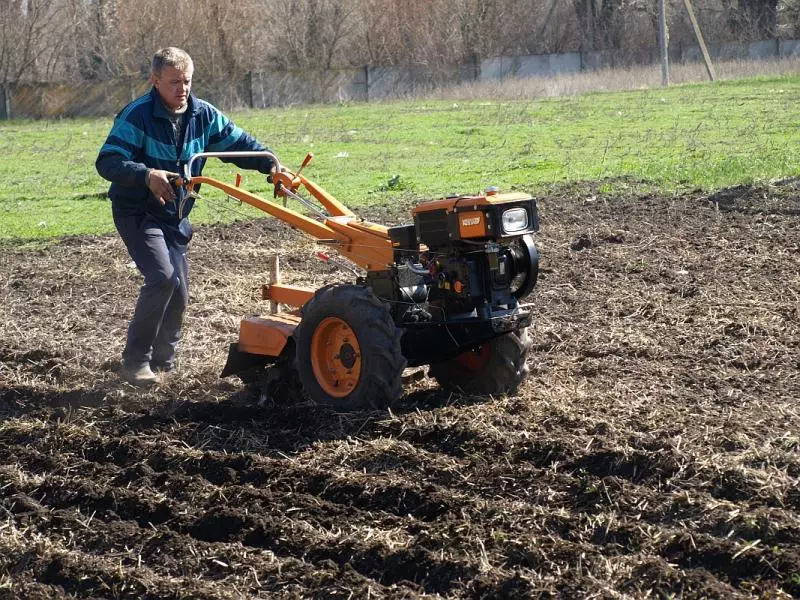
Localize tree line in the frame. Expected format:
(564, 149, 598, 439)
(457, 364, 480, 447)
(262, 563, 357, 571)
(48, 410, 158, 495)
(1, 0, 796, 92)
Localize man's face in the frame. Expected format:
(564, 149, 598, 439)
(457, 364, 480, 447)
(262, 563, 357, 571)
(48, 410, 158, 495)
(152, 65, 193, 111)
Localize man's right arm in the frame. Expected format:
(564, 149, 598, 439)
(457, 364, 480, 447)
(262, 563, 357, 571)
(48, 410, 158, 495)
(96, 116, 178, 204)
(96, 153, 150, 187)
(95, 116, 150, 187)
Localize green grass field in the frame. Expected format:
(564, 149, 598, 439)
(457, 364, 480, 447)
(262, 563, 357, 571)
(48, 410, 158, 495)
(0, 74, 797, 243)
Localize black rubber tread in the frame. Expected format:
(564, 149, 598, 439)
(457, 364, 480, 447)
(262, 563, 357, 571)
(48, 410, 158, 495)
(510, 234, 539, 300)
(293, 284, 406, 410)
(429, 327, 531, 395)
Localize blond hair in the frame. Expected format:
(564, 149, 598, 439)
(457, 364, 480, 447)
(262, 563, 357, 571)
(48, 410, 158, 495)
(151, 47, 193, 75)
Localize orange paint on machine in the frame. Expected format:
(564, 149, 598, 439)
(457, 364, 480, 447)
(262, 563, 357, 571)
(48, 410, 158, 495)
(458, 210, 490, 238)
(186, 150, 539, 410)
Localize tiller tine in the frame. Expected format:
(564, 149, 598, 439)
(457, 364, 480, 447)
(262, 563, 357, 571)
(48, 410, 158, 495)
(220, 344, 268, 378)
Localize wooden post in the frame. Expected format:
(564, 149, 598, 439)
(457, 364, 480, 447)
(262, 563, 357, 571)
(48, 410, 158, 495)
(269, 254, 280, 314)
(2, 85, 10, 120)
(585, 0, 595, 51)
(469, 53, 479, 81)
(246, 71, 254, 108)
(658, 0, 670, 86)
(683, 0, 717, 81)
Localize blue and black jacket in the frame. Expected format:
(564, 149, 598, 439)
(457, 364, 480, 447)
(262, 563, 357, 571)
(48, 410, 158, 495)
(96, 87, 274, 247)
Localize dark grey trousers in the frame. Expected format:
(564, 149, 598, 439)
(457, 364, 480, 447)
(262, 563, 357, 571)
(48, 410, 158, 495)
(114, 214, 189, 369)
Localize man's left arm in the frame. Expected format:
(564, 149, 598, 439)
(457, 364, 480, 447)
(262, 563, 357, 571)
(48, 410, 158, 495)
(206, 110, 276, 174)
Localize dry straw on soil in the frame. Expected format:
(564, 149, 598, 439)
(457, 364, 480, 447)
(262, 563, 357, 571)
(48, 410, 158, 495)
(1, 180, 799, 598)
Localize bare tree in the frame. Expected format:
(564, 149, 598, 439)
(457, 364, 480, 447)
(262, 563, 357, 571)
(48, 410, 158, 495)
(75, 0, 117, 80)
(777, 0, 800, 36)
(0, 0, 795, 105)
(456, 0, 500, 59)
(77, 0, 195, 80)
(358, 0, 399, 65)
(573, 0, 598, 49)
(265, 0, 357, 69)
(0, 0, 70, 85)
(727, 0, 780, 38)
(355, 0, 485, 67)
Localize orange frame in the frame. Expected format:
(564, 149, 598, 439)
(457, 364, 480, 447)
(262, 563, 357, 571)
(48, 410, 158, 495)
(186, 171, 395, 272)
(182, 158, 399, 360)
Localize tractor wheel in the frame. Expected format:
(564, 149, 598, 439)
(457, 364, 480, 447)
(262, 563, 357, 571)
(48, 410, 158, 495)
(429, 328, 531, 395)
(293, 284, 406, 410)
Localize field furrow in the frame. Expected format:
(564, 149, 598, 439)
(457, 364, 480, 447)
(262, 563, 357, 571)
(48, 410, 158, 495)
(2, 181, 799, 597)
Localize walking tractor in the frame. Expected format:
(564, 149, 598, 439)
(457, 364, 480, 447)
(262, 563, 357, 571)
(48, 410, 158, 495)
(180, 151, 540, 409)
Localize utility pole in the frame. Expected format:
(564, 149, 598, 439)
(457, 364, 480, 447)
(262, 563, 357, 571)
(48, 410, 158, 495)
(683, 0, 717, 81)
(658, 0, 669, 86)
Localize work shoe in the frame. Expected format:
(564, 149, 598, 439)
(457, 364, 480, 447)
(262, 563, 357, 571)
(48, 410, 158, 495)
(150, 360, 175, 374)
(119, 362, 158, 387)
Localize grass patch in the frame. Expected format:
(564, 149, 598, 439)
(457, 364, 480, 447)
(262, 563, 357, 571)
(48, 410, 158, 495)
(1, 74, 798, 243)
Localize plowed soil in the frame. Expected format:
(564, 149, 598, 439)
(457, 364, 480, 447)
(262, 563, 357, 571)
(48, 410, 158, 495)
(1, 180, 799, 598)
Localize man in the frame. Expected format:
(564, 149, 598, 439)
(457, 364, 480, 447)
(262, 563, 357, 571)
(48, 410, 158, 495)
(97, 47, 276, 386)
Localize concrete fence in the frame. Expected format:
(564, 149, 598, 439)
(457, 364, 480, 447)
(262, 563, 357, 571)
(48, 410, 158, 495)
(2, 38, 798, 120)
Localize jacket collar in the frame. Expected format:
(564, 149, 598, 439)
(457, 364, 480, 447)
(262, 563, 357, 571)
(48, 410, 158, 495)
(150, 86, 199, 119)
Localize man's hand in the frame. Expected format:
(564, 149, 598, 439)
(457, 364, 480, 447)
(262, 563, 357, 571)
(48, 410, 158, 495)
(146, 169, 180, 205)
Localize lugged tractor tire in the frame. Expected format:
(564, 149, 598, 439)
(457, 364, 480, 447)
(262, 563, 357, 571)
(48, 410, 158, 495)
(293, 284, 406, 410)
(429, 328, 531, 396)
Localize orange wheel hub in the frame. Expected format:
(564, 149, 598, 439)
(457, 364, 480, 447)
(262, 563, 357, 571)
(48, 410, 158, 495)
(310, 317, 362, 397)
(455, 344, 491, 373)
